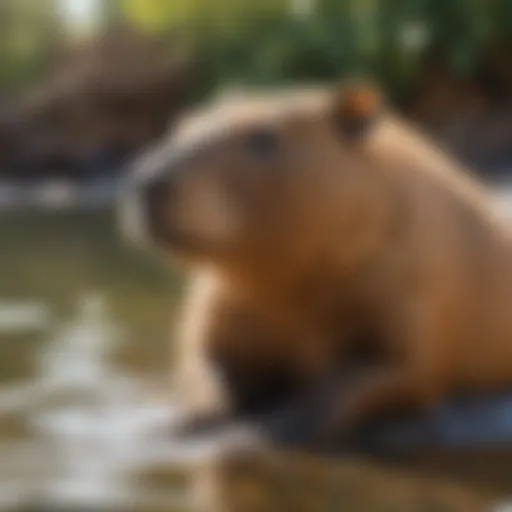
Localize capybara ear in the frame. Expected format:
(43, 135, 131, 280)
(332, 81, 383, 138)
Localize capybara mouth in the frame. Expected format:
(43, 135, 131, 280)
(151, 226, 186, 249)
(156, 228, 207, 255)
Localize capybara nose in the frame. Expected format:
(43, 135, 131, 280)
(142, 176, 173, 241)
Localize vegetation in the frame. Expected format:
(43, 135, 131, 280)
(2, 0, 512, 101)
(0, 0, 63, 95)
(3, 1, 512, 175)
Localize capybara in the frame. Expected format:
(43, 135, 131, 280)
(120, 82, 512, 443)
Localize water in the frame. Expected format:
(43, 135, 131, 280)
(0, 293, 219, 510)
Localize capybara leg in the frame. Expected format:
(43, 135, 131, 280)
(319, 363, 444, 444)
(320, 293, 456, 441)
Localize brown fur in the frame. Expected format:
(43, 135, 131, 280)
(122, 83, 512, 439)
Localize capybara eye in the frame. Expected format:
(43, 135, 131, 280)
(244, 128, 279, 162)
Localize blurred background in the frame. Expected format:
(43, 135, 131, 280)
(2, 0, 512, 510)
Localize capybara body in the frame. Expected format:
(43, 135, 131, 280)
(121, 83, 512, 440)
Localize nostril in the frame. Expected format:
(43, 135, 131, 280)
(143, 177, 173, 239)
(145, 177, 172, 206)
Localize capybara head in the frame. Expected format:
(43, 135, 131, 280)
(121, 83, 391, 276)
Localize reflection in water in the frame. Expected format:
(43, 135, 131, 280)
(0, 293, 216, 510)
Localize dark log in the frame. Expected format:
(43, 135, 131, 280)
(182, 370, 512, 511)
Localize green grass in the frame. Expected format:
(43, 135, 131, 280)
(0, 207, 185, 382)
